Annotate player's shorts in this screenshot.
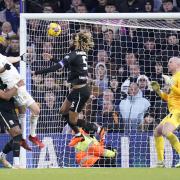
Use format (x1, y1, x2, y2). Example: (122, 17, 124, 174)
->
(0, 109, 20, 130)
(67, 84, 90, 113)
(160, 109, 180, 128)
(14, 86, 35, 107)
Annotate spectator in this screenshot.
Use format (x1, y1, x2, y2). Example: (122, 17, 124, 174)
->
(137, 74, 156, 106)
(94, 62, 109, 91)
(159, 0, 180, 12)
(121, 64, 141, 94)
(96, 100, 120, 133)
(0, 0, 19, 33)
(38, 91, 63, 133)
(91, 0, 107, 13)
(119, 82, 150, 131)
(144, 0, 154, 12)
(66, 0, 83, 13)
(139, 38, 159, 77)
(1, 21, 16, 39)
(76, 3, 89, 13)
(138, 112, 156, 132)
(42, 2, 55, 13)
(109, 76, 121, 106)
(105, 0, 119, 13)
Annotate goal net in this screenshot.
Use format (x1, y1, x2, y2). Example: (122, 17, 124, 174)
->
(20, 13, 180, 168)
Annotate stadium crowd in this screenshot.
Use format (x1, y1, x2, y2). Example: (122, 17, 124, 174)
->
(26, 0, 180, 13)
(0, 0, 20, 133)
(0, 0, 180, 135)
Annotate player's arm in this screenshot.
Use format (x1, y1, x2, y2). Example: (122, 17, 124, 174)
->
(6, 56, 21, 63)
(0, 63, 11, 73)
(35, 61, 64, 75)
(0, 80, 24, 100)
(150, 81, 168, 101)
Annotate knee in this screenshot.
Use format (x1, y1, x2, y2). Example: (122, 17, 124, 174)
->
(32, 107, 40, 116)
(161, 129, 169, 137)
(154, 127, 162, 137)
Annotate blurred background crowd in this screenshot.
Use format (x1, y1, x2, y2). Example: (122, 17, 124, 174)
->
(0, 0, 180, 134)
(26, 0, 180, 13)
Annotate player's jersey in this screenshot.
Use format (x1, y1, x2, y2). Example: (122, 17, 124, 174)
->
(62, 50, 88, 85)
(0, 53, 21, 89)
(0, 80, 15, 111)
(161, 71, 180, 112)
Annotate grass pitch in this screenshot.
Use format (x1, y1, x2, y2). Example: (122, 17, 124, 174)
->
(0, 168, 180, 180)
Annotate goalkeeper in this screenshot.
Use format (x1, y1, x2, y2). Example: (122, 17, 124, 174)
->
(151, 57, 180, 168)
(69, 129, 117, 167)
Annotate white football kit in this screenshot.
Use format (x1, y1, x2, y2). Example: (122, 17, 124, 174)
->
(0, 53, 35, 107)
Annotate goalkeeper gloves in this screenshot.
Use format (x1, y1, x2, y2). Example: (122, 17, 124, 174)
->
(4, 63, 11, 70)
(150, 81, 160, 92)
(162, 74, 173, 86)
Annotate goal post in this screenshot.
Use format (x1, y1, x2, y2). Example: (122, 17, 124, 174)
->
(20, 13, 180, 168)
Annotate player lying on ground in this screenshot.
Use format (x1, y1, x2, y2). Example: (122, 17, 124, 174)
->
(0, 79, 31, 168)
(34, 32, 104, 144)
(151, 56, 180, 168)
(69, 128, 117, 167)
(0, 53, 44, 148)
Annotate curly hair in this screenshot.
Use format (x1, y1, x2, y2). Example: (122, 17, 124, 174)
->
(71, 32, 94, 52)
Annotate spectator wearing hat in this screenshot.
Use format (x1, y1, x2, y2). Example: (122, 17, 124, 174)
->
(159, 0, 180, 12)
(137, 75, 156, 106)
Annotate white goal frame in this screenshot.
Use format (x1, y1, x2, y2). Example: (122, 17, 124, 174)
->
(20, 13, 180, 168)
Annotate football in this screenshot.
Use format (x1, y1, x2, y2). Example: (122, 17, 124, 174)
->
(47, 22, 61, 37)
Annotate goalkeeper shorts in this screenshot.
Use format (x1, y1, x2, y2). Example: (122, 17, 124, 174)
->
(160, 109, 180, 128)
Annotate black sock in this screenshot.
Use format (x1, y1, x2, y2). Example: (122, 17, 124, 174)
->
(12, 134, 22, 157)
(77, 119, 98, 133)
(3, 139, 13, 154)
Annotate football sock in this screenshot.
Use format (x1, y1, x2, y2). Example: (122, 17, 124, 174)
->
(30, 115, 39, 137)
(166, 132, 180, 154)
(18, 114, 26, 134)
(155, 136, 164, 162)
(2, 139, 13, 154)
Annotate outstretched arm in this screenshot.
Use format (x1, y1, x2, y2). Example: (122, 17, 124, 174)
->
(35, 61, 64, 75)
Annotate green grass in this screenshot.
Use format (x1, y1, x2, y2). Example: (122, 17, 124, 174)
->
(0, 168, 180, 180)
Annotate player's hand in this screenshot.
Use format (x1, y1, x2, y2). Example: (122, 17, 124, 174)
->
(4, 63, 11, 70)
(20, 53, 26, 61)
(16, 80, 25, 87)
(42, 53, 53, 61)
(162, 74, 173, 86)
(150, 81, 160, 92)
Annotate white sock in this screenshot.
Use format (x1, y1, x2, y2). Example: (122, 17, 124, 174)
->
(30, 115, 39, 137)
(13, 157, 20, 166)
(75, 132, 81, 137)
(18, 114, 26, 134)
(0, 152, 6, 159)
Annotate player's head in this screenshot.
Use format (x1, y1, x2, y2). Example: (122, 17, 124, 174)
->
(70, 32, 94, 52)
(168, 57, 180, 73)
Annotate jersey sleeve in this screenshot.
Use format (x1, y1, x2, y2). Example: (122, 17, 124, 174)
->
(170, 74, 180, 95)
(0, 53, 7, 68)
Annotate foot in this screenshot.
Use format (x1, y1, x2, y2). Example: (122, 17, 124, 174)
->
(68, 134, 84, 147)
(29, 135, 45, 149)
(0, 153, 12, 168)
(175, 162, 180, 168)
(20, 139, 32, 151)
(155, 161, 165, 168)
